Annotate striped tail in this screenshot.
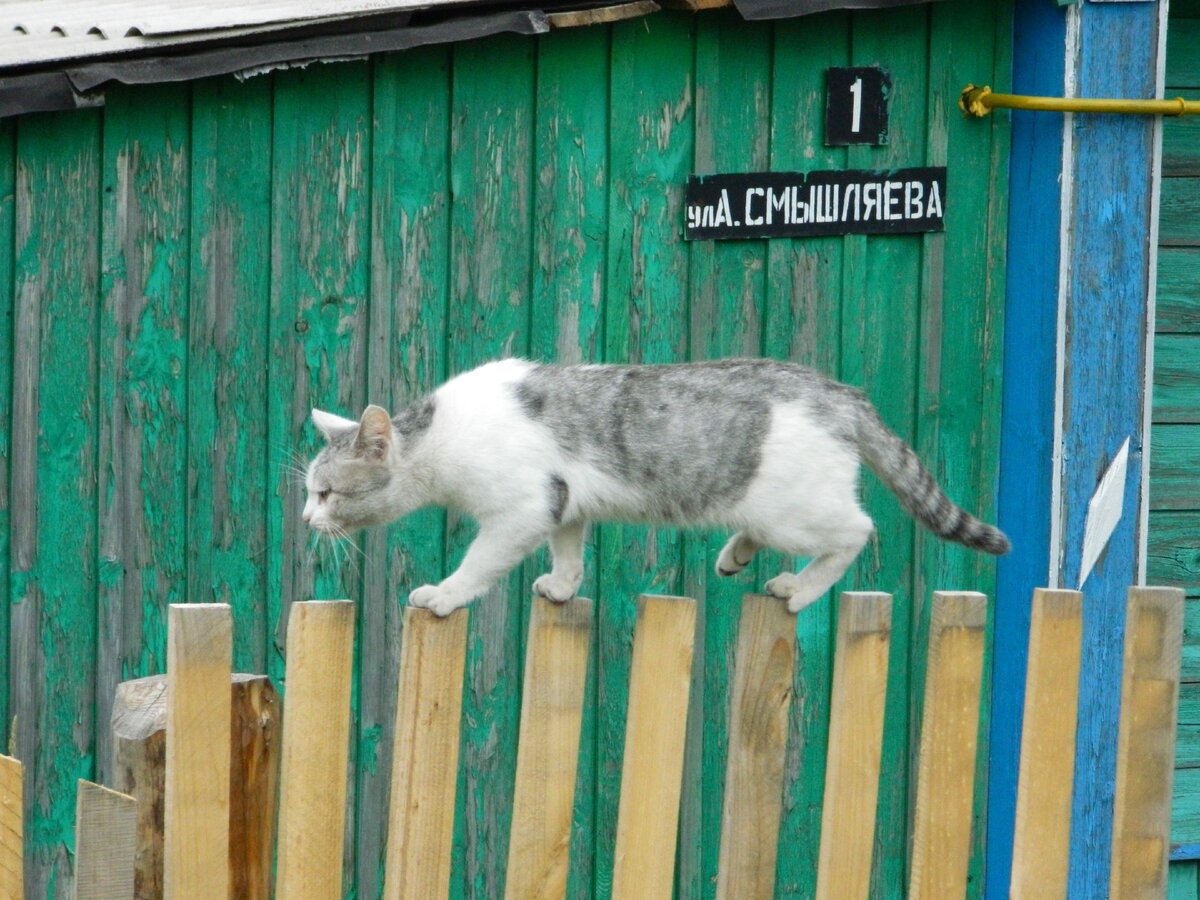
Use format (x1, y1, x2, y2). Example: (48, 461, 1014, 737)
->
(853, 402, 1011, 555)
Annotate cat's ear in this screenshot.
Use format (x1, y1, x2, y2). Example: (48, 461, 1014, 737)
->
(355, 405, 393, 460)
(312, 408, 358, 442)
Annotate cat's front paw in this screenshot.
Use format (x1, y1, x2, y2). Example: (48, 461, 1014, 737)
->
(408, 584, 468, 617)
(764, 573, 821, 615)
(532, 572, 580, 603)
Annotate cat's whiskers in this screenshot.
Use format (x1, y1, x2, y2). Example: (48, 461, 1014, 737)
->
(273, 443, 314, 492)
(302, 522, 364, 580)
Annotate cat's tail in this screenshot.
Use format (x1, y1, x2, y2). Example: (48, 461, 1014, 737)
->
(853, 401, 1011, 555)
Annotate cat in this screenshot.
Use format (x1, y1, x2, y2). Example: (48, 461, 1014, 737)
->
(302, 358, 1009, 617)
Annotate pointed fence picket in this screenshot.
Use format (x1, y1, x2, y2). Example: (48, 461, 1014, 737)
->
(0, 584, 1183, 898)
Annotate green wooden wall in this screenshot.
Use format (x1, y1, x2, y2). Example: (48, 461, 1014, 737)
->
(1157, 0, 1200, 889)
(0, 5, 1011, 897)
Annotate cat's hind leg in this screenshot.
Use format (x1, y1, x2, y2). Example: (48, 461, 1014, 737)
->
(533, 521, 586, 603)
(762, 514, 873, 614)
(716, 532, 761, 577)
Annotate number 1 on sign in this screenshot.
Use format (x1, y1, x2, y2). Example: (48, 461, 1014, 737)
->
(824, 66, 889, 147)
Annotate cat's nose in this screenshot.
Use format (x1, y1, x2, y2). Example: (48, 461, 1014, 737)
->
(301, 508, 312, 524)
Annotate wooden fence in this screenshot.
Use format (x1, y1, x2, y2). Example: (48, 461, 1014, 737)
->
(0, 586, 1183, 898)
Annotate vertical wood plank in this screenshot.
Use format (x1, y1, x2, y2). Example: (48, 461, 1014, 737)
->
(601, 17, 694, 898)
(97, 84, 192, 790)
(1011, 588, 1084, 898)
(531, 28, 609, 367)
(987, 0, 1067, 890)
(74, 780, 136, 900)
(446, 33, 536, 899)
(908, 592, 988, 899)
(611, 594, 697, 900)
(1064, 4, 1160, 890)
(842, 9, 929, 893)
(714, 595, 795, 900)
(164, 603, 232, 899)
(1111, 587, 1185, 898)
(188, 75, 272, 675)
(0, 120, 14, 757)
(0, 755, 22, 900)
(530, 28, 609, 898)
(360, 45, 452, 900)
(10, 109, 102, 897)
(765, 17, 849, 897)
(384, 608, 469, 900)
(269, 63, 371, 887)
(920, 5, 1010, 890)
(505, 597, 593, 900)
(276, 600, 356, 899)
(814, 592, 892, 900)
(684, 17, 772, 899)
(267, 61, 371, 661)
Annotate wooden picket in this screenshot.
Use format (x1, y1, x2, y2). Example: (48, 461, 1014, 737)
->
(384, 607, 469, 900)
(0, 755, 21, 900)
(73, 780, 136, 900)
(164, 603, 232, 899)
(6, 583, 1185, 897)
(505, 597, 594, 900)
(1111, 587, 1185, 897)
(611, 595, 697, 900)
(815, 592, 893, 900)
(909, 592, 988, 898)
(715, 595, 797, 900)
(1011, 588, 1085, 897)
(275, 601, 356, 898)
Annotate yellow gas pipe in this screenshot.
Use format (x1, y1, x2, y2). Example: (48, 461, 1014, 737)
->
(960, 84, 1200, 118)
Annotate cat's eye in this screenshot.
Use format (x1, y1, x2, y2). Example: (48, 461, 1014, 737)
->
(318, 489, 331, 502)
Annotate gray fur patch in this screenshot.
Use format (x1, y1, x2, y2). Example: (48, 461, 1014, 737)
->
(513, 360, 856, 521)
(549, 475, 569, 524)
(513, 381, 546, 419)
(393, 397, 436, 440)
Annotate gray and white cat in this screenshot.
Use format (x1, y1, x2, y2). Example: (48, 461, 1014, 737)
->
(302, 358, 1009, 616)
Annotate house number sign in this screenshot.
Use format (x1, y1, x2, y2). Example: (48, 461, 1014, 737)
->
(826, 66, 891, 146)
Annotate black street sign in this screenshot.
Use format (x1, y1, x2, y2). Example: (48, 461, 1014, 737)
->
(684, 168, 946, 241)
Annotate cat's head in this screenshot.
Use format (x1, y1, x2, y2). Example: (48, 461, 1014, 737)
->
(302, 406, 397, 534)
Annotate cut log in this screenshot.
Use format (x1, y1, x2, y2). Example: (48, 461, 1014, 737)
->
(111, 673, 281, 898)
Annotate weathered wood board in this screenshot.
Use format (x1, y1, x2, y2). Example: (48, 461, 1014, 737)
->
(164, 604, 232, 899)
(714, 595, 795, 900)
(276, 601, 356, 898)
(74, 780, 136, 900)
(814, 592, 892, 900)
(10, 108, 102, 899)
(385, 608, 469, 900)
(1111, 588, 1184, 897)
(1011, 589, 1084, 898)
(505, 598, 593, 900)
(611, 595, 696, 900)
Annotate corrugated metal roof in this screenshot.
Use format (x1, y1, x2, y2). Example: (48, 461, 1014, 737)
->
(0, 0, 458, 66)
(0, 0, 942, 117)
